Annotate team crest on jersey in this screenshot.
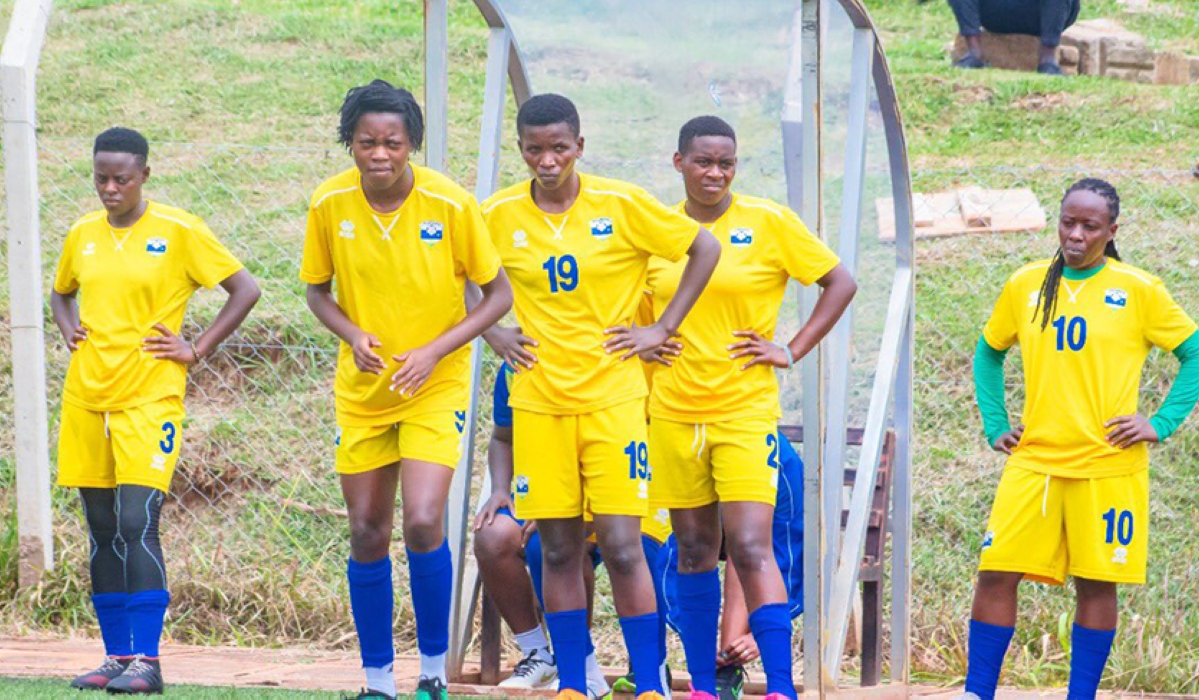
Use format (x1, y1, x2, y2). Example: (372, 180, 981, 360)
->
(730, 228, 754, 247)
(145, 238, 168, 256)
(513, 229, 528, 248)
(1104, 288, 1128, 309)
(981, 530, 994, 551)
(1028, 291, 1041, 308)
(590, 217, 614, 240)
(150, 453, 167, 472)
(653, 508, 670, 527)
(1112, 546, 1128, 565)
(420, 220, 444, 245)
(82, 242, 96, 256)
(514, 475, 530, 497)
(339, 220, 356, 239)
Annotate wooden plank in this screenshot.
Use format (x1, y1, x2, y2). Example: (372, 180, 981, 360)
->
(876, 187, 1046, 241)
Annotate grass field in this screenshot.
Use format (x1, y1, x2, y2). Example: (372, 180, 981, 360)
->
(0, 678, 495, 699)
(1, 0, 1198, 693)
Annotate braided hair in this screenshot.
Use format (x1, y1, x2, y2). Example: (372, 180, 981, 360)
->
(337, 80, 424, 152)
(1032, 178, 1122, 330)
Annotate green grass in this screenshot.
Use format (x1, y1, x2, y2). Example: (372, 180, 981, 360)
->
(0, 678, 496, 699)
(1, 0, 1198, 693)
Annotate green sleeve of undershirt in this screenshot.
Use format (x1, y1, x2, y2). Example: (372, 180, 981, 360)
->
(1149, 331, 1199, 442)
(973, 335, 1011, 448)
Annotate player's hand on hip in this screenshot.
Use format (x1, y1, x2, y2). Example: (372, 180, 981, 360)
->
(991, 424, 1024, 455)
(1104, 414, 1159, 448)
(390, 344, 443, 397)
(603, 322, 672, 361)
(729, 330, 791, 370)
(638, 339, 683, 366)
(142, 323, 197, 365)
(66, 325, 88, 352)
(351, 332, 386, 375)
(484, 325, 538, 372)
(473, 492, 515, 531)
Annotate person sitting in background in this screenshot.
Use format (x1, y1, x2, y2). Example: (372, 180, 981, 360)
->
(948, 0, 1081, 75)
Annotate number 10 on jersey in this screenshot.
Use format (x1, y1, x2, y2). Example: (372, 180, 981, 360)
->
(543, 255, 579, 293)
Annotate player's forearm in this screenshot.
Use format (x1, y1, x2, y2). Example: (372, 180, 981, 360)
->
(1150, 331, 1199, 442)
(194, 269, 261, 359)
(49, 291, 80, 341)
(487, 431, 515, 496)
(973, 335, 1012, 446)
(306, 282, 368, 346)
(427, 270, 513, 359)
(785, 264, 856, 362)
(657, 228, 721, 335)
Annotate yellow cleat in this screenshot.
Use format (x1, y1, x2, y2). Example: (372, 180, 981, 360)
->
(636, 693, 667, 700)
(554, 689, 590, 700)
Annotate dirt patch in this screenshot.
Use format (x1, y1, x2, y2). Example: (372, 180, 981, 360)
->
(1011, 92, 1071, 111)
(955, 83, 996, 105)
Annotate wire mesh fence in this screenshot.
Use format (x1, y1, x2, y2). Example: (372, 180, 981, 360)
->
(2, 138, 1198, 689)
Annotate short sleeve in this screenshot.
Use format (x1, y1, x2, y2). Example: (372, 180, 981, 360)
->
(452, 197, 502, 286)
(185, 218, 243, 289)
(981, 278, 1019, 351)
(775, 208, 839, 285)
(1142, 279, 1198, 352)
(624, 188, 698, 263)
(53, 229, 80, 295)
(299, 202, 333, 284)
(492, 364, 513, 428)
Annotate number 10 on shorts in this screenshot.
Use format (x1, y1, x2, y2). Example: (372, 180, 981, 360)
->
(1102, 508, 1133, 546)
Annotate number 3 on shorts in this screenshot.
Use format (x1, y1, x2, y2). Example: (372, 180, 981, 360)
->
(159, 422, 176, 454)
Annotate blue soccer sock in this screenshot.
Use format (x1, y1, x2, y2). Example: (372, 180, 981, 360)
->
(525, 531, 546, 610)
(964, 619, 1015, 700)
(1067, 623, 1115, 700)
(749, 602, 797, 699)
(676, 569, 721, 695)
(347, 556, 396, 673)
(642, 536, 670, 668)
(621, 612, 665, 695)
(91, 592, 132, 657)
(127, 589, 170, 658)
(547, 609, 589, 693)
(408, 541, 452, 681)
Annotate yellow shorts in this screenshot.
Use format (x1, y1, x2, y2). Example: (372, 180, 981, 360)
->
(649, 415, 778, 508)
(979, 466, 1149, 585)
(512, 400, 649, 520)
(641, 507, 673, 544)
(56, 397, 186, 493)
(335, 409, 466, 474)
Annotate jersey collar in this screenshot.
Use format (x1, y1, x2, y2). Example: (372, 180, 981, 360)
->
(1062, 260, 1107, 281)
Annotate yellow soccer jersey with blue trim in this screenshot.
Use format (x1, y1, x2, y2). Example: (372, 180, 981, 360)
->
(482, 173, 699, 415)
(300, 165, 502, 427)
(645, 194, 838, 422)
(53, 201, 244, 412)
(983, 259, 1197, 478)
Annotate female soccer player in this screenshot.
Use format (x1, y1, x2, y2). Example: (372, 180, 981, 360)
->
(51, 127, 261, 695)
(644, 116, 855, 700)
(962, 179, 1199, 700)
(301, 80, 512, 700)
(481, 93, 721, 700)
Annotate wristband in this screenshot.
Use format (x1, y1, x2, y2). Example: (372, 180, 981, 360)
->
(189, 340, 203, 363)
(774, 342, 795, 369)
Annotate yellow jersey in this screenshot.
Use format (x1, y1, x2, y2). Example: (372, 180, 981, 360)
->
(646, 193, 838, 422)
(482, 173, 699, 415)
(983, 259, 1197, 478)
(53, 202, 244, 412)
(300, 165, 502, 427)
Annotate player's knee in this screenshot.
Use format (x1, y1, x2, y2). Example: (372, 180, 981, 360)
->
(348, 514, 393, 559)
(725, 530, 773, 575)
(1074, 577, 1117, 603)
(976, 570, 1023, 594)
(675, 529, 721, 573)
(401, 512, 444, 552)
(473, 520, 520, 563)
(598, 539, 644, 578)
(540, 541, 581, 573)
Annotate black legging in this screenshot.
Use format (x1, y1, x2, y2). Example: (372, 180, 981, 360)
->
(948, 0, 1081, 47)
(80, 485, 167, 594)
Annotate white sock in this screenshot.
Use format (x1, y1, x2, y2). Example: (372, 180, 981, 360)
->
(514, 626, 550, 656)
(585, 651, 605, 685)
(420, 652, 447, 683)
(365, 663, 396, 697)
(660, 660, 671, 699)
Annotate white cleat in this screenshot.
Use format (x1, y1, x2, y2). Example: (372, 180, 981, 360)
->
(952, 694, 982, 700)
(499, 650, 559, 689)
(585, 675, 610, 700)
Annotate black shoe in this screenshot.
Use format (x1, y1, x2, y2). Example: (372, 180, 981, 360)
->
(415, 676, 448, 700)
(341, 690, 395, 700)
(1037, 61, 1065, 75)
(105, 656, 163, 695)
(71, 656, 131, 690)
(953, 54, 987, 69)
(715, 665, 746, 700)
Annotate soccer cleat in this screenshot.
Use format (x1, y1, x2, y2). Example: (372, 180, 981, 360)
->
(715, 664, 746, 700)
(610, 670, 636, 695)
(415, 676, 448, 700)
(554, 689, 590, 700)
(687, 688, 718, 700)
(762, 694, 796, 700)
(341, 690, 395, 700)
(70, 656, 131, 690)
(499, 650, 559, 689)
(586, 673, 611, 700)
(636, 693, 667, 700)
(951, 695, 982, 700)
(1037, 61, 1065, 76)
(104, 656, 163, 695)
(952, 55, 987, 69)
